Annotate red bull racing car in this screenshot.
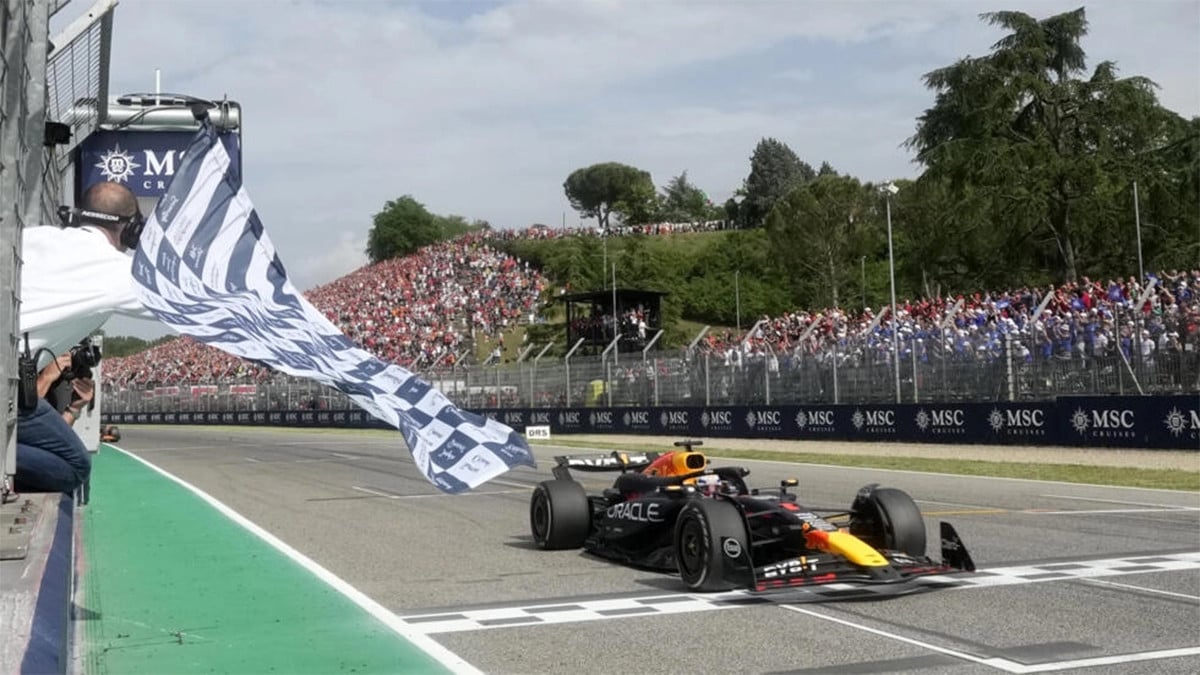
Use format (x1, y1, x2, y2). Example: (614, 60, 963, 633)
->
(529, 440, 975, 593)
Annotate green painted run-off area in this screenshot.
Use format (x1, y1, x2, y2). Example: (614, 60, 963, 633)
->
(77, 447, 450, 674)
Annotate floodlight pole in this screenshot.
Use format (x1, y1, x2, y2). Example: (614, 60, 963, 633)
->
(1133, 181, 1144, 282)
(602, 233, 607, 289)
(611, 262, 618, 365)
(735, 270, 741, 333)
(861, 256, 867, 310)
(885, 187, 901, 403)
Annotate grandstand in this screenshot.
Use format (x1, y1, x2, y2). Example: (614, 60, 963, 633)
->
(101, 224, 1200, 412)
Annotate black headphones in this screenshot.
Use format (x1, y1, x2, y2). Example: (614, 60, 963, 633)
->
(57, 204, 146, 250)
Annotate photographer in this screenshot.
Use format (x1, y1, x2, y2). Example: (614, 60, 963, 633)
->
(14, 181, 154, 494)
(14, 352, 96, 492)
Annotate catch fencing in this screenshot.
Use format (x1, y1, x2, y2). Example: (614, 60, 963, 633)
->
(103, 332, 1198, 413)
(100, 328, 1198, 451)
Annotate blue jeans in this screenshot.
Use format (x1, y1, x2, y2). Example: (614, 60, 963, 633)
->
(15, 399, 91, 494)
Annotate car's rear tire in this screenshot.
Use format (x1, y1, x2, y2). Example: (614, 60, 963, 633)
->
(674, 499, 748, 592)
(530, 480, 591, 550)
(850, 486, 926, 557)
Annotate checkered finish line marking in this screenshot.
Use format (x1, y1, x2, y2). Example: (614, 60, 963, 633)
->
(397, 552, 1200, 634)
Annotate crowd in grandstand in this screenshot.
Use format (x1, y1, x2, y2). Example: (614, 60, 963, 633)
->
(103, 239, 545, 386)
(475, 219, 728, 241)
(101, 215, 1198, 393)
(698, 270, 1200, 370)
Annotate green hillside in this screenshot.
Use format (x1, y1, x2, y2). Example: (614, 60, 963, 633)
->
(493, 229, 810, 353)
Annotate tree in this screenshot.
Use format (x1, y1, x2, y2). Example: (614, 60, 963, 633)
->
(434, 214, 488, 240)
(660, 171, 712, 222)
(1130, 116, 1200, 271)
(613, 178, 660, 226)
(99, 334, 175, 358)
(723, 197, 741, 226)
(682, 229, 790, 325)
(765, 175, 876, 309)
(366, 195, 441, 263)
(907, 8, 1190, 282)
(741, 138, 816, 227)
(563, 162, 656, 231)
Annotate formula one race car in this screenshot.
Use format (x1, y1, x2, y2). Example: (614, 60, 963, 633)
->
(100, 424, 121, 443)
(529, 440, 975, 592)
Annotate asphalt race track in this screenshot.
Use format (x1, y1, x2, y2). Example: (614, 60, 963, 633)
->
(109, 427, 1200, 674)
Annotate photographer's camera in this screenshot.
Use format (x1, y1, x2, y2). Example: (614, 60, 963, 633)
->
(62, 338, 102, 381)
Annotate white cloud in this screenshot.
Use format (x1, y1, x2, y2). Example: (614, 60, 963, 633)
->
(55, 0, 1198, 307)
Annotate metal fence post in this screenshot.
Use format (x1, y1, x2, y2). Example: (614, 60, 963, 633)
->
(831, 339, 839, 405)
(605, 361, 613, 406)
(531, 342, 553, 407)
(563, 337, 585, 406)
(704, 352, 711, 406)
(600, 335, 620, 406)
(652, 358, 660, 406)
(1005, 333, 1015, 402)
(912, 338, 919, 403)
(764, 348, 772, 405)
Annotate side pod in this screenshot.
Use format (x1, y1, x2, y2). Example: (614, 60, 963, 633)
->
(940, 522, 976, 572)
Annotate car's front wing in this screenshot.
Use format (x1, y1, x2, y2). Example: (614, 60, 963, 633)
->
(738, 522, 977, 593)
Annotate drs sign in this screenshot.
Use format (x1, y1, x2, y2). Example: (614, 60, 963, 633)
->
(77, 129, 241, 199)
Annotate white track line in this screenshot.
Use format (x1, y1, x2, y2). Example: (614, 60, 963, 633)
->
(488, 478, 537, 490)
(106, 444, 481, 675)
(780, 604, 1011, 669)
(1080, 578, 1200, 601)
(1022, 504, 1200, 514)
(1011, 647, 1200, 673)
(1040, 494, 1200, 509)
(351, 485, 527, 500)
(397, 552, 1200, 634)
(1027, 507, 1198, 515)
(780, 605, 1200, 673)
(909, 498, 1197, 516)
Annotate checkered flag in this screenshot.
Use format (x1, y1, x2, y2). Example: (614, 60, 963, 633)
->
(129, 118, 535, 493)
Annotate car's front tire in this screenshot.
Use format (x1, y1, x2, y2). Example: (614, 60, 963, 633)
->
(849, 486, 926, 557)
(530, 480, 591, 550)
(674, 499, 748, 592)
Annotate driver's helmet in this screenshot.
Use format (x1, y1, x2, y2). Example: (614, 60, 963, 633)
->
(693, 474, 721, 496)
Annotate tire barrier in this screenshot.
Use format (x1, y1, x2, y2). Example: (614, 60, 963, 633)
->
(100, 395, 1199, 450)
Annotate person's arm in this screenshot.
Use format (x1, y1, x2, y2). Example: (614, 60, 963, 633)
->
(55, 234, 156, 320)
(61, 378, 94, 427)
(37, 353, 72, 399)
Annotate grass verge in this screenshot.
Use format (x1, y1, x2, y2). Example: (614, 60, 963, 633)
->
(541, 438, 1200, 492)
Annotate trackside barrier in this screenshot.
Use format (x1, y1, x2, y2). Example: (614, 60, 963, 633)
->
(99, 395, 1199, 450)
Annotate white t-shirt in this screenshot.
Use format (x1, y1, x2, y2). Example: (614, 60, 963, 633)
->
(18, 225, 154, 368)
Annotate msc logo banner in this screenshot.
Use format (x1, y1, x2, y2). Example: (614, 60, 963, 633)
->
(77, 130, 241, 199)
(99, 396, 1199, 451)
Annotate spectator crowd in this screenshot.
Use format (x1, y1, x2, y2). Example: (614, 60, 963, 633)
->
(103, 239, 545, 386)
(698, 271, 1200, 373)
(476, 219, 728, 241)
(102, 213, 1199, 395)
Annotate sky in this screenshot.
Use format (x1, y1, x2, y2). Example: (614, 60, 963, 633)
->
(60, 0, 1199, 338)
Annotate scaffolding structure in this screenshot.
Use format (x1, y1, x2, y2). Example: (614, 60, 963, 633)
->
(1, 0, 115, 500)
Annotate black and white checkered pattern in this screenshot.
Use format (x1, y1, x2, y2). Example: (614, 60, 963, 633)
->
(128, 119, 535, 494)
(397, 551, 1200, 634)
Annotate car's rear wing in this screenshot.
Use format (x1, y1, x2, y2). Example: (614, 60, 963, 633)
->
(552, 451, 660, 479)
